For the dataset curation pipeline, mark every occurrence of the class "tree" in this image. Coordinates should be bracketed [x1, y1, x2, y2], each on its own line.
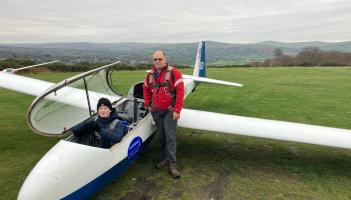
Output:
[273, 48, 284, 58]
[295, 47, 322, 66]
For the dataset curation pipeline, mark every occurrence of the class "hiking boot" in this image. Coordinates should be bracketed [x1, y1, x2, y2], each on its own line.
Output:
[169, 162, 181, 179]
[155, 160, 169, 169]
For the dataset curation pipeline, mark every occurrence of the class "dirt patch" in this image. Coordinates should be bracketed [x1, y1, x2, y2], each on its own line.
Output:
[120, 177, 157, 200]
[204, 170, 230, 200]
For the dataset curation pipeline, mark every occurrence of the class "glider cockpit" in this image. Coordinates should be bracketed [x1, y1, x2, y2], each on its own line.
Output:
[26, 64, 148, 148]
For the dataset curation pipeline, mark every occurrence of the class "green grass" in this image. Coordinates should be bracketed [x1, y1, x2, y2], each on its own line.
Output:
[1, 67, 351, 199]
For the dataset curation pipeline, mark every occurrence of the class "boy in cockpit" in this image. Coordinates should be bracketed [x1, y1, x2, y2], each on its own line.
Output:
[73, 98, 128, 148]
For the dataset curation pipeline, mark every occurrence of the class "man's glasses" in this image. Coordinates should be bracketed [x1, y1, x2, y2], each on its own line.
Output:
[153, 58, 163, 61]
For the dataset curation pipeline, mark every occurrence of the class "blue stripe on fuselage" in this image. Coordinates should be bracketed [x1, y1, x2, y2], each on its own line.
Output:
[62, 132, 156, 200]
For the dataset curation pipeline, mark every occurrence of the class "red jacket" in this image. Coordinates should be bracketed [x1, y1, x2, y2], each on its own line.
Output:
[143, 65, 184, 114]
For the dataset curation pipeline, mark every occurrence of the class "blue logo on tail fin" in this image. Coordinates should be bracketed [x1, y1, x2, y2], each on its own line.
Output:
[199, 41, 206, 77]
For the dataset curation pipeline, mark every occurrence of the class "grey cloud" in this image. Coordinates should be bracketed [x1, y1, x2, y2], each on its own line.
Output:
[0, 0, 350, 43]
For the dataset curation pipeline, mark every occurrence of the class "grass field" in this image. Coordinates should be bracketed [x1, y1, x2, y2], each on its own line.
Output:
[1, 67, 351, 199]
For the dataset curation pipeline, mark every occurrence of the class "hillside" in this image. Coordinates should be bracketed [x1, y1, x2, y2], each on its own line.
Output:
[1, 41, 351, 65]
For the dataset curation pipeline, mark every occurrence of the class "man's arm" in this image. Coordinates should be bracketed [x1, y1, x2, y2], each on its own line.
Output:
[172, 69, 184, 119]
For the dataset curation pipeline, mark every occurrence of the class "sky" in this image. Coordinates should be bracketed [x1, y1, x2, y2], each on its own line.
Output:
[0, 0, 350, 43]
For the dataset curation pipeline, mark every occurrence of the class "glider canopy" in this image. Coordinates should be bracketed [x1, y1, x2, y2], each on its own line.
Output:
[27, 64, 122, 136]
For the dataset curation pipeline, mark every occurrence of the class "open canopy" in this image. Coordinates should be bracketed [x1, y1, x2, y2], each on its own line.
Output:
[27, 63, 123, 136]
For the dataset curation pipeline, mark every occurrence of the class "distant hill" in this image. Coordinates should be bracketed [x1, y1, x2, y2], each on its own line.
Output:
[1, 41, 351, 65]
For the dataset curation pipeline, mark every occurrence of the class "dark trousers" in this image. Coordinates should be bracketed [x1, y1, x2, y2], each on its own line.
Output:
[152, 110, 177, 163]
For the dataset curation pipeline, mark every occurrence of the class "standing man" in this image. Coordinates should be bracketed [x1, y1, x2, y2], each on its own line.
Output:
[143, 50, 184, 179]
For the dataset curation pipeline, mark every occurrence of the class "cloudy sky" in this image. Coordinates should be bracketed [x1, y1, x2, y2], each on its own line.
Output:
[0, 0, 350, 43]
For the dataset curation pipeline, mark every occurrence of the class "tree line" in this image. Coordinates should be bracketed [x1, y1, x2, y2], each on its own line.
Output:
[2, 47, 351, 72]
[0, 59, 189, 72]
[250, 47, 351, 67]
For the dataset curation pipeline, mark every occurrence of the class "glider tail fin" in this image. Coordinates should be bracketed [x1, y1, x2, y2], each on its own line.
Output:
[193, 41, 206, 78]
[185, 41, 242, 88]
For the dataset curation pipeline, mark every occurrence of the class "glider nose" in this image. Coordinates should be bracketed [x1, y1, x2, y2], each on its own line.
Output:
[17, 140, 112, 200]
[17, 179, 51, 200]
[17, 155, 63, 200]
[17, 141, 73, 200]
[18, 191, 38, 200]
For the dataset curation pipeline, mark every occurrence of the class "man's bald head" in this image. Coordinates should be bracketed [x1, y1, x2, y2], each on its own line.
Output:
[153, 50, 167, 70]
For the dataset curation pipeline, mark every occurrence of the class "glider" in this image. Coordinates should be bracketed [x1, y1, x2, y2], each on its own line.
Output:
[1, 42, 351, 200]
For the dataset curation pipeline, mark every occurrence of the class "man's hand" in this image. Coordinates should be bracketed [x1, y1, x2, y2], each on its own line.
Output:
[148, 106, 155, 112]
[173, 112, 180, 121]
